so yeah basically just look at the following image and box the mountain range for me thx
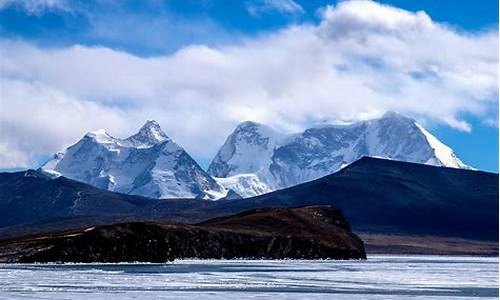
[41,112,470,199]
[209,112,470,197]
[1,157,497,255]
[3,112,495,256]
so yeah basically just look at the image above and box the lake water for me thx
[0,256,497,299]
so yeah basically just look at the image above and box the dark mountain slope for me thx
[0,206,365,263]
[0,170,150,228]
[215,157,498,240]
[0,157,497,255]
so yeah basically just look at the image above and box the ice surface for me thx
[0,256,496,299]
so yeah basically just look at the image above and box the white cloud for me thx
[0,0,497,168]
[246,0,304,16]
[0,0,69,15]
[0,79,133,168]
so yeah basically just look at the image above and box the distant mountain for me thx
[0,157,496,255]
[41,120,226,200]
[211,157,499,254]
[209,112,470,197]
[227,157,497,241]
[0,169,152,232]
[39,113,471,200]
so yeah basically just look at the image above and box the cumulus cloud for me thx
[246,0,304,16]
[0,0,497,168]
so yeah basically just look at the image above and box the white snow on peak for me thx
[81,121,174,149]
[85,129,116,143]
[125,120,170,148]
[39,114,473,201]
[215,174,272,198]
[208,121,286,178]
[41,120,226,200]
[41,152,64,171]
[415,123,471,169]
[208,112,472,195]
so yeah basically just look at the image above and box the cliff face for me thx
[0,206,366,263]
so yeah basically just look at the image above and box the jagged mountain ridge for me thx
[41,113,470,200]
[209,112,470,196]
[41,120,226,200]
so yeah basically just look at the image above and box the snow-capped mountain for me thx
[41,120,226,200]
[40,113,471,200]
[208,112,470,196]
[208,121,284,179]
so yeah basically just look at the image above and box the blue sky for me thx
[0,0,498,172]
[1,1,498,55]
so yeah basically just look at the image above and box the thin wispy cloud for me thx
[0,0,498,168]
[0,0,70,15]
[246,0,304,16]
[0,0,236,55]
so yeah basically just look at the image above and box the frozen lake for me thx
[0,256,497,299]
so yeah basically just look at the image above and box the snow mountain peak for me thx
[125,120,170,148]
[84,129,114,142]
[232,120,283,141]
[40,114,471,201]
[209,113,471,197]
[208,120,285,179]
[41,121,226,200]
[234,120,266,131]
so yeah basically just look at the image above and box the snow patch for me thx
[415,123,471,169]
[215,174,272,198]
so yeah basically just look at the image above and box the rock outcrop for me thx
[0,206,366,263]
